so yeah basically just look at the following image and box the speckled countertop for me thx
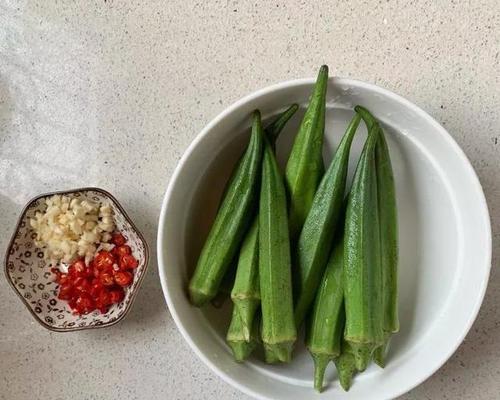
[1,1,499,399]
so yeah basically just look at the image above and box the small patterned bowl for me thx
[4,187,149,332]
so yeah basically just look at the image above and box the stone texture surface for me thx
[0,1,499,399]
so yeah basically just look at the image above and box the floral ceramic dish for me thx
[4,187,149,332]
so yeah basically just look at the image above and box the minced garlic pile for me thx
[30,194,115,264]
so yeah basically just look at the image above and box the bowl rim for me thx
[157,76,492,399]
[4,186,150,333]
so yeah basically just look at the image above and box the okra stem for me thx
[266,104,300,147]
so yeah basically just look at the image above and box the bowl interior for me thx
[159,79,490,399]
[5,188,148,331]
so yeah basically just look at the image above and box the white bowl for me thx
[157,77,491,399]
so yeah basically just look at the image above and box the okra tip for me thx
[336,362,355,392]
[319,64,329,76]
[188,286,211,307]
[338,375,353,392]
[252,109,262,121]
[281,103,299,115]
[354,104,370,115]
[354,105,378,128]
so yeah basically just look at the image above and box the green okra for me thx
[343,123,384,371]
[266,104,300,147]
[354,105,399,368]
[294,114,361,328]
[227,105,299,345]
[285,65,329,243]
[189,111,264,306]
[259,137,297,363]
[306,228,346,392]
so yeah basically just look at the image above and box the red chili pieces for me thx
[52,232,139,315]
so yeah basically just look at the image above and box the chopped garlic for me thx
[30,194,115,264]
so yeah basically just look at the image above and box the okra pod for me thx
[285,65,328,242]
[189,111,264,306]
[259,138,297,363]
[294,114,361,327]
[343,123,384,371]
[355,105,399,367]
